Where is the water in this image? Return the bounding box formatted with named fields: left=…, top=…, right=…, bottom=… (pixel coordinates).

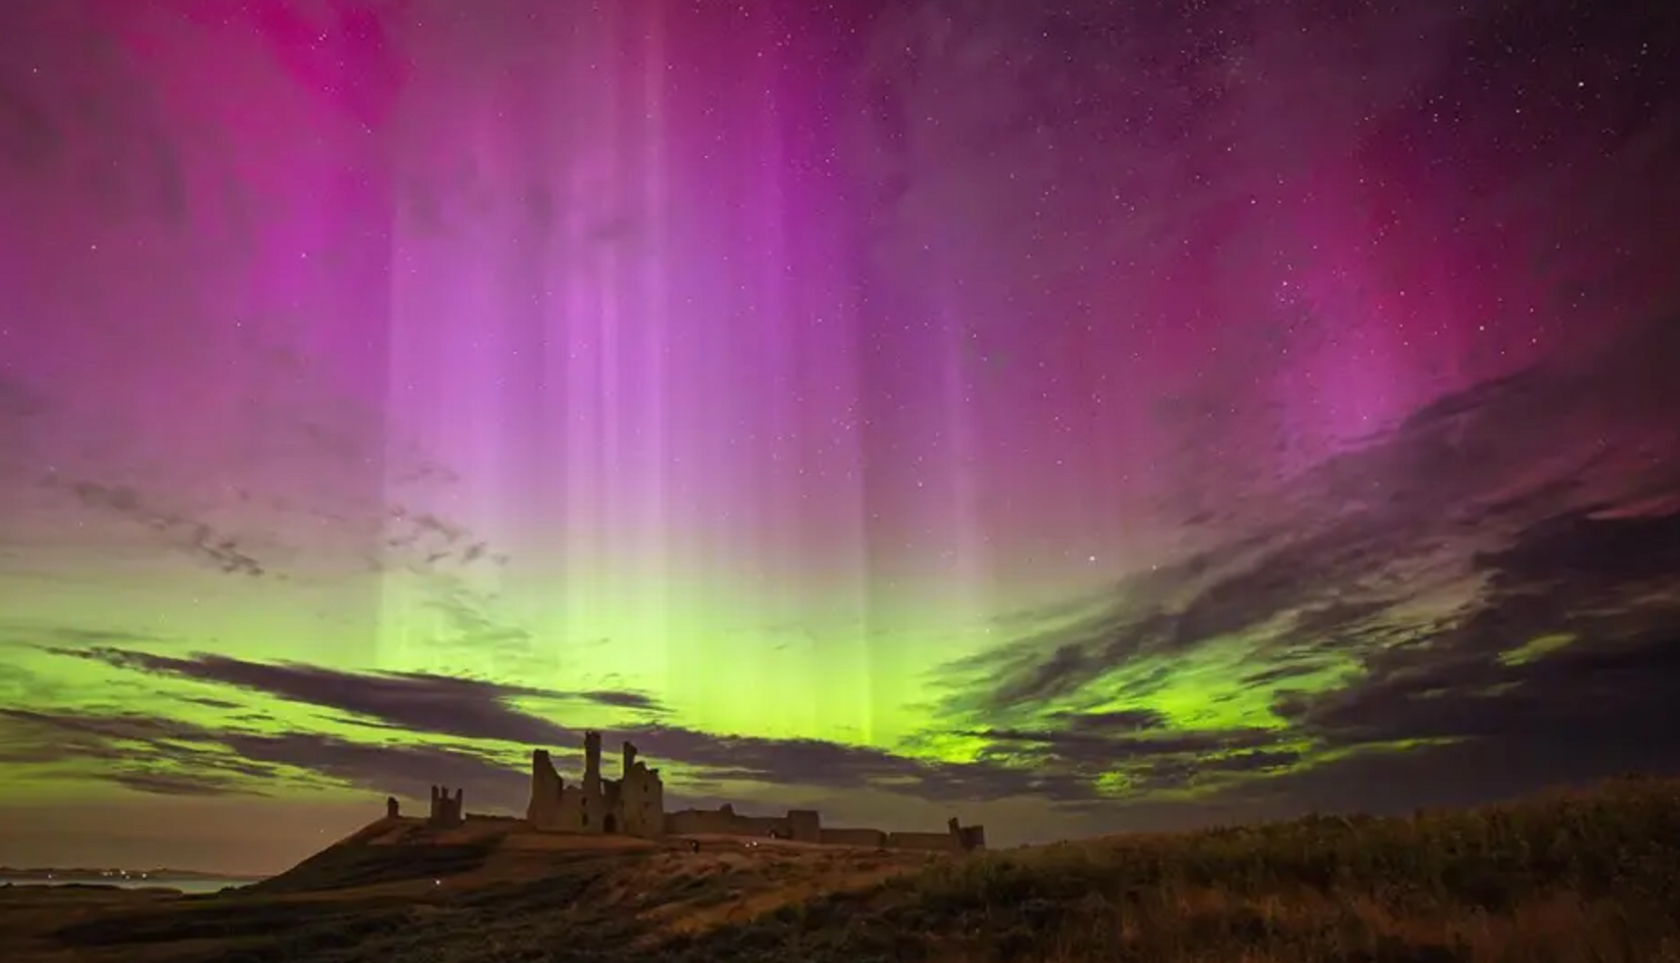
left=0, top=876, right=257, bottom=894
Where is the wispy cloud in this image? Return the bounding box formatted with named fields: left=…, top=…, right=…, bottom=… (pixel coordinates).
left=0, top=705, right=526, bottom=806
left=14, top=644, right=1094, bottom=806
left=7, top=316, right=1678, bottom=826
left=53, top=479, right=266, bottom=576
left=914, top=313, right=1680, bottom=811
left=43, top=647, right=662, bottom=740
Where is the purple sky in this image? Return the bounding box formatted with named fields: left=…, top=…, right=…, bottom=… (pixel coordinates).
left=1, top=0, right=1678, bottom=875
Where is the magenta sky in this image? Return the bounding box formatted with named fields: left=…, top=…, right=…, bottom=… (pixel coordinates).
left=1, top=0, right=1677, bottom=874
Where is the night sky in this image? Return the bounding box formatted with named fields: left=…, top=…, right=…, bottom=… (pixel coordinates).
left=2, top=0, right=1678, bottom=876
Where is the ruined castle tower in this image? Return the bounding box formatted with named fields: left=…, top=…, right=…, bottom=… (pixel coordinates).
left=427, top=785, right=464, bottom=828
left=580, top=730, right=603, bottom=830
left=615, top=739, right=665, bottom=836
left=527, top=749, right=563, bottom=826
left=583, top=730, right=603, bottom=793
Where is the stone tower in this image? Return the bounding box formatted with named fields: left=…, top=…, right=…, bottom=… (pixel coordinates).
left=583, top=730, right=603, bottom=794
left=580, top=730, right=603, bottom=830
left=527, top=749, right=562, bottom=826
left=427, top=785, right=464, bottom=828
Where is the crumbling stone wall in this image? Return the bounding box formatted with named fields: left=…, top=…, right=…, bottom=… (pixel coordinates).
left=818, top=827, right=886, bottom=847
left=526, top=732, right=666, bottom=837
left=786, top=809, right=821, bottom=843
left=886, top=831, right=961, bottom=851
left=527, top=750, right=563, bottom=827
left=663, top=804, right=984, bottom=851
left=880, top=817, right=985, bottom=852
left=664, top=804, right=793, bottom=838
left=615, top=741, right=665, bottom=836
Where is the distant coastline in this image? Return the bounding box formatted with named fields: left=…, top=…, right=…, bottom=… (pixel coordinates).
left=0, top=867, right=266, bottom=884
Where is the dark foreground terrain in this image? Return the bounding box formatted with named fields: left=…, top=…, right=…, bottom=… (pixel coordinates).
left=4, top=778, right=1680, bottom=963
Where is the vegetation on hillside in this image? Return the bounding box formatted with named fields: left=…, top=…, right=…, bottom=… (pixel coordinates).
left=5, top=776, right=1679, bottom=963
left=664, top=776, right=1680, bottom=963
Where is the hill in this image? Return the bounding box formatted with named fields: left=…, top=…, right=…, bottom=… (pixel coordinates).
left=3, top=777, right=1679, bottom=962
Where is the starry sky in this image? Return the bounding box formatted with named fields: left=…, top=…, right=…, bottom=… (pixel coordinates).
left=1, top=0, right=1677, bottom=875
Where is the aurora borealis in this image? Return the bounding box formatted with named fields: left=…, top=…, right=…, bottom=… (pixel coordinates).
left=2, top=0, right=1678, bottom=875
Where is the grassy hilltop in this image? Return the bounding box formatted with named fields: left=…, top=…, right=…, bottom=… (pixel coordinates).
left=4, top=777, right=1680, bottom=963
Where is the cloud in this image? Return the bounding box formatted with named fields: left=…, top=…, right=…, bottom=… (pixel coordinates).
left=108, top=771, right=254, bottom=798
left=966, top=725, right=1278, bottom=765
left=619, top=725, right=1088, bottom=804
left=28, top=645, right=1094, bottom=805
left=1280, top=509, right=1680, bottom=754
left=0, top=705, right=527, bottom=807
left=913, top=312, right=1680, bottom=811
left=10, top=312, right=1679, bottom=828
left=45, top=646, right=662, bottom=743
left=0, top=710, right=132, bottom=765
left=55, top=479, right=266, bottom=576
left=220, top=732, right=530, bottom=810
left=0, top=707, right=205, bottom=746
left=0, top=687, right=1070, bottom=810
left=19, top=314, right=1678, bottom=822
left=0, top=623, right=172, bottom=648
left=0, top=707, right=280, bottom=793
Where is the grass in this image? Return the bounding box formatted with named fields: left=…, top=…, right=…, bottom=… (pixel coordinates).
left=5, top=776, right=1680, bottom=962
left=243, top=839, right=498, bottom=896
left=655, top=776, right=1680, bottom=963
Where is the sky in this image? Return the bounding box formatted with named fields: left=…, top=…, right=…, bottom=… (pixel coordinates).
left=0, top=0, right=1677, bottom=875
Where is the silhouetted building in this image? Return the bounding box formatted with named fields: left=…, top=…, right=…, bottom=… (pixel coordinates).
left=427, top=785, right=463, bottom=828
left=526, top=731, right=665, bottom=836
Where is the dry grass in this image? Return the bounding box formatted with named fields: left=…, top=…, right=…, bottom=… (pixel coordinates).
left=630, top=844, right=933, bottom=939
left=4, top=776, right=1678, bottom=962
left=660, top=776, right=1680, bottom=963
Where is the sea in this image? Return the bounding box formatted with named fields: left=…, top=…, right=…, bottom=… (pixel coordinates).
left=0, top=876, right=258, bottom=894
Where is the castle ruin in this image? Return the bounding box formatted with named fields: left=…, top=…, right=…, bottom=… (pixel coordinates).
left=518, top=731, right=984, bottom=852
left=392, top=732, right=982, bottom=852
left=526, top=731, right=665, bottom=836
